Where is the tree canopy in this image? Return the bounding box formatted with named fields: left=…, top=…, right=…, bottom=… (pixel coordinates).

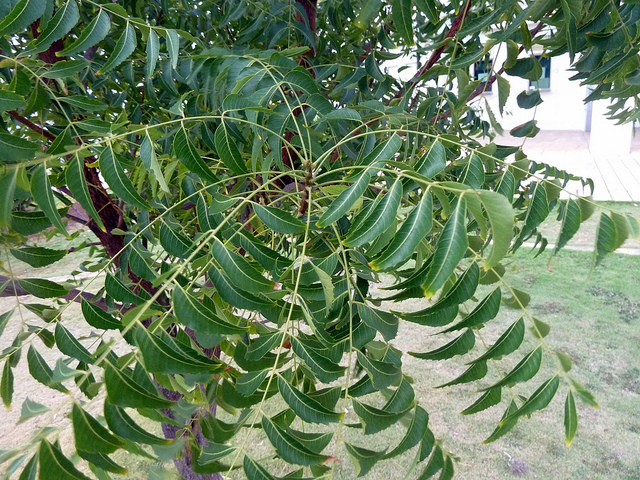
left=0, top=0, right=639, bottom=478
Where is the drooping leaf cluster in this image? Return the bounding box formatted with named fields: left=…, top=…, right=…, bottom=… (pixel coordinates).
left=0, top=0, right=638, bottom=479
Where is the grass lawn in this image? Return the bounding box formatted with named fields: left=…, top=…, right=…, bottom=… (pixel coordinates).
left=0, top=202, right=639, bottom=479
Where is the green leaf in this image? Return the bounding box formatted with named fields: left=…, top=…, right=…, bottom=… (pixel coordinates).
left=487, top=346, right=542, bottom=390
left=460, top=155, right=484, bottom=189
left=18, top=278, right=69, bottom=298
left=211, top=237, right=275, bottom=293
left=422, top=198, right=468, bottom=297
left=54, top=323, right=93, bottom=364
left=134, top=327, right=222, bottom=375
left=510, top=120, right=540, bottom=138
left=476, top=190, right=514, bottom=269
left=58, top=9, right=110, bottom=56
left=516, top=89, right=543, bottom=109
left=515, top=182, right=548, bottom=248
left=30, top=0, right=79, bottom=54
left=392, top=0, right=414, bottom=45
left=99, top=146, right=150, bottom=211
left=18, top=397, right=49, bottom=423
left=414, top=141, right=446, bottom=178
left=418, top=445, right=445, bottom=479
left=345, top=443, right=386, bottom=477
left=409, top=329, right=475, bottom=361
left=289, top=337, right=344, bottom=383
left=0, top=167, right=18, bottom=227
left=371, top=191, right=432, bottom=271
left=469, top=317, right=525, bottom=364
left=385, top=405, right=429, bottom=458
left=564, top=390, right=577, bottom=446
left=461, top=388, right=502, bottom=415
left=1, top=360, right=13, bottom=408
left=436, top=361, right=487, bottom=388
left=0, top=90, right=26, bottom=111
left=277, top=376, right=342, bottom=424
left=496, top=74, right=510, bottom=115
left=77, top=449, right=127, bottom=474
left=439, top=288, right=501, bottom=333
left=104, top=363, right=175, bottom=409
left=27, top=345, right=69, bottom=393
left=43, top=59, right=89, bottom=79
left=483, top=400, right=519, bottom=444
left=502, top=375, right=560, bottom=425
left=159, top=223, right=195, bottom=259
left=104, top=402, right=170, bottom=445
left=64, top=154, right=105, bottom=230
left=98, top=23, right=137, bottom=74
left=140, top=134, right=170, bottom=193
left=356, top=350, right=401, bottom=390
left=173, top=286, right=249, bottom=335
left=262, top=416, right=328, bottom=466
left=316, top=170, right=372, bottom=228
left=72, top=403, right=123, bottom=454
left=286, top=427, right=333, bottom=454
left=0, top=309, right=13, bottom=339
left=0, top=133, right=39, bottom=164
left=38, top=439, right=91, bottom=480
left=595, top=213, right=623, bottom=265
left=243, top=455, right=277, bottom=480
left=10, top=247, right=66, bottom=268
left=30, top=165, right=68, bottom=236
left=145, top=29, right=159, bottom=77
left=253, top=204, right=306, bottom=234
left=173, top=127, right=218, bottom=183
left=357, top=304, right=398, bottom=341
left=0, top=0, right=47, bottom=37
left=164, top=29, right=180, bottom=69
left=215, top=121, right=247, bottom=175
left=352, top=399, right=411, bottom=435
left=81, top=300, right=121, bottom=330
left=58, top=95, right=106, bottom=111
left=344, top=179, right=403, bottom=247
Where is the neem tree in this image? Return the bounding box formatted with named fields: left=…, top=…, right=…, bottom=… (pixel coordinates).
left=0, top=0, right=639, bottom=478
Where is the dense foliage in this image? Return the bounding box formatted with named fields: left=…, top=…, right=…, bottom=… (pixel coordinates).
left=0, top=0, right=639, bottom=478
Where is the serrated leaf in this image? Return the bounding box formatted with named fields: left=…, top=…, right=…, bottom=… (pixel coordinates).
left=98, top=23, right=137, bottom=74
left=278, top=376, right=342, bottom=424
left=104, top=402, right=169, bottom=445
left=58, top=9, right=110, bottom=56
left=564, top=390, right=577, bottom=446
left=460, top=155, right=485, bottom=189
left=502, top=375, right=560, bottom=425
left=356, top=350, right=401, bottom=390
left=43, top=59, right=88, bottom=79
left=372, top=191, right=433, bottom=271
left=385, top=405, right=429, bottom=459
left=345, top=442, right=386, bottom=477
left=439, top=288, right=501, bottom=333
left=253, top=204, right=306, bottom=234
left=436, top=361, right=487, bottom=388
left=64, top=154, right=105, bottom=230
left=461, top=388, right=502, bottom=415
left=164, top=29, right=180, bottom=69
left=317, top=170, right=372, bottom=228
left=140, top=134, right=170, bottom=193
left=104, top=363, right=174, bottom=409
left=414, top=140, right=446, bottom=178
left=595, top=213, right=625, bottom=265
left=173, top=127, right=217, bottom=183
left=476, top=190, right=514, bottom=269
left=159, top=223, right=195, bottom=259
left=352, top=399, right=411, bottom=435
left=496, top=74, right=510, bottom=115
left=77, top=449, right=127, bottom=474
left=30, top=165, right=68, bottom=236
left=344, top=179, right=403, bottom=247
left=289, top=337, right=344, bottom=383
left=0, top=90, right=26, bottom=112
left=38, top=439, right=91, bottom=480
left=27, top=346, right=69, bottom=393
left=357, top=304, right=398, bottom=341
left=483, top=400, right=519, bottom=444
left=146, top=29, right=159, bottom=77
left=0, top=133, right=39, bottom=164
left=409, top=329, right=475, bottom=360
left=212, top=237, right=275, bottom=293
left=18, top=278, right=69, bottom=298
left=1, top=360, right=13, bottom=408
left=0, top=0, right=46, bottom=37
left=0, top=309, right=13, bottom=338
left=30, top=0, right=79, bottom=54
left=9, top=247, right=66, bottom=268
left=215, top=121, right=247, bottom=175
left=262, top=416, right=328, bottom=466
left=243, top=455, right=276, bottom=480
left=468, top=317, right=525, bottom=364
left=54, top=323, right=93, bottom=364
left=487, top=346, right=542, bottom=390
left=236, top=370, right=269, bottom=396
left=72, top=403, right=123, bottom=454
left=422, top=198, right=468, bottom=297
left=134, top=327, right=221, bottom=375
left=81, top=300, right=121, bottom=330
left=392, top=0, right=414, bottom=45
left=173, top=286, right=249, bottom=335
left=99, top=146, right=149, bottom=211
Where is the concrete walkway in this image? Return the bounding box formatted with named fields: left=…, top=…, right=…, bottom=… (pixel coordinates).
left=496, top=130, right=640, bottom=202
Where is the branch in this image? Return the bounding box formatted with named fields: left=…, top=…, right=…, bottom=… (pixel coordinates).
left=7, top=111, right=57, bottom=141
left=392, top=0, right=473, bottom=102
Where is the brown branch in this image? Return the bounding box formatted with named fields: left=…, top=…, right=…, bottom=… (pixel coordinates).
left=392, top=0, right=473, bottom=103
left=7, top=111, right=57, bottom=141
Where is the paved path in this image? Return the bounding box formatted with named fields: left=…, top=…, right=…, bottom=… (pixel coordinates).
left=496, top=130, right=640, bottom=202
